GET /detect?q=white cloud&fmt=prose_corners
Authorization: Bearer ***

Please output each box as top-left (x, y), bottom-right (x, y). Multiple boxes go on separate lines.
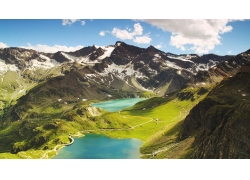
top-left (143, 19), bottom-right (234, 54)
top-left (99, 30), bottom-right (110, 36)
top-left (111, 23), bottom-right (151, 44)
top-left (0, 42), bottom-right (8, 48)
top-left (20, 43), bottom-right (84, 53)
top-left (133, 35), bottom-right (152, 44)
top-left (62, 19), bottom-right (79, 26)
top-left (180, 46), bottom-right (186, 51)
top-left (81, 20), bottom-right (86, 26)
top-left (133, 23), bottom-right (143, 35)
top-left (155, 42), bottom-right (163, 49)
top-left (227, 50), bottom-right (232, 54)
top-left (111, 28), bottom-right (134, 40)
top-left (99, 31), bottom-right (105, 36)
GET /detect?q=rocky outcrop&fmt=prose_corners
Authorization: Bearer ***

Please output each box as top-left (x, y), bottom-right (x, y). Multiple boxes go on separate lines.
top-left (179, 70), bottom-right (250, 158)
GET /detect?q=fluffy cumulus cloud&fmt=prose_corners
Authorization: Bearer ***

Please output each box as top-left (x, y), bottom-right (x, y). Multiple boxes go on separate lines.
top-left (143, 19), bottom-right (233, 54)
top-left (133, 23), bottom-right (143, 35)
top-left (99, 30), bottom-right (110, 36)
top-left (111, 23), bottom-right (152, 44)
top-left (133, 35), bottom-right (152, 44)
top-left (0, 42), bottom-right (8, 48)
top-left (20, 43), bottom-right (84, 53)
top-left (62, 19), bottom-right (79, 26)
top-left (227, 50), bottom-right (232, 54)
top-left (99, 31), bottom-right (105, 36)
top-left (111, 28), bottom-right (134, 40)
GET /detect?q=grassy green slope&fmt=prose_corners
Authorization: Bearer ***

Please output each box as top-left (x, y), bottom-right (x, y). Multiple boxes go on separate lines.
top-left (87, 85), bottom-right (213, 159)
top-left (0, 79), bottom-right (213, 159)
top-left (0, 66), bottom-right (64, 117)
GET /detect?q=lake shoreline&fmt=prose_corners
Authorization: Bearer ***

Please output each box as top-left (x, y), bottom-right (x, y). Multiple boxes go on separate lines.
top-left (48, 132), bottom-right (85, 159)
top-left (91, 97), bottom-right (147, 112)
top-left (50, 133), bottom-right (144, 159)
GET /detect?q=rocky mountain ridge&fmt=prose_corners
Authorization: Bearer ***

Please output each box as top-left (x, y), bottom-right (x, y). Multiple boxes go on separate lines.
top-left (0, 41), bottom-right (238, 95)
top-left (179, 62), bottom-right (250, 158)
top-left (2, 41), bottom-right (250, 121)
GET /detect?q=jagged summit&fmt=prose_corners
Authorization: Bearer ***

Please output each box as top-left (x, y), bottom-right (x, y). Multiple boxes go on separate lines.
top-left (1, 41), bottom-right (250, 98)
top-left (146, 45), bottom-right (158, 50)
top-left (115, 41), bottom-right (124, 47)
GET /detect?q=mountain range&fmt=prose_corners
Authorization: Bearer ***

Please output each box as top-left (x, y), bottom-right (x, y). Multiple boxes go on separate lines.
top-left (0, 41), bottom-right (250, 158)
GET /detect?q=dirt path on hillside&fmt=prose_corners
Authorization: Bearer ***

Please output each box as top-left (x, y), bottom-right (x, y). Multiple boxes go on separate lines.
top-left (40, 144), bottom-right (61, 159)
top-left (81, 118), bottom-right (154, 132)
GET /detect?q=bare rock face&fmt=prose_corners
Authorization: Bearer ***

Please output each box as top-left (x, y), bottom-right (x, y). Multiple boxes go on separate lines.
top-left (180, 69), bottom-right (250, 158)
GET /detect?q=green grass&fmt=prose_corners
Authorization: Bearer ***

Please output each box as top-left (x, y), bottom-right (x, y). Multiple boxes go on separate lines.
top-left (86, 91), bottom-right (208, 144)
top-left (0, 152), bottom-right (20, 159)
top-left (0, 149), bottom-right (58, 159)
top-left (17, 150), bottom-right (46, 159)
top-left (0, 81), bottom-right (213, 158)
top-left (141, 91), bottom-right (157, 98)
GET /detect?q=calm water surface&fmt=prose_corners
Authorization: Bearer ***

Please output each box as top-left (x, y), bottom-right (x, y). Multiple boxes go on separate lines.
top-left (91, 98), bottom-right (147, 112)
top-left (53, 98), bottom-right (146, 159)
top-left (52, 134), bottom-right (143, 159)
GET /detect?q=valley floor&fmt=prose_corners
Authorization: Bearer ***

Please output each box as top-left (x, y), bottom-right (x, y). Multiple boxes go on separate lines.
top-left (0, 86), bottom-right (209, 159)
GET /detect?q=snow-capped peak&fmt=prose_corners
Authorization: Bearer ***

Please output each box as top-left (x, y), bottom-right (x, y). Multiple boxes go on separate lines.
top-left (98, 46), bottom-right (115, 60)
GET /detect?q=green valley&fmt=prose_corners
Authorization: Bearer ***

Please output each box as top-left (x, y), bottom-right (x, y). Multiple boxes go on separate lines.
top-left (0, 82), bottom-right (212, 159)
top-left (0, 41), bottom-right (250, 159)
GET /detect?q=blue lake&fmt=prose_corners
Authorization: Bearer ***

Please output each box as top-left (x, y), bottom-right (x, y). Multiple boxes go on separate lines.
top-left (53, 98), bottom-right (147, 159)
top-left (52, 134), bottom-right (143, 159)
top-left (91, 98), bottom-right (147, 112)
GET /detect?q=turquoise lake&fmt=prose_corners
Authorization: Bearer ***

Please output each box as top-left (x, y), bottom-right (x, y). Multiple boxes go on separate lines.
top-left (53, 98), bottom-right (147, 159)
top-left (91, 98), bottom-right (147, 112)
top-left (52, 134), bottom-right (143, 159)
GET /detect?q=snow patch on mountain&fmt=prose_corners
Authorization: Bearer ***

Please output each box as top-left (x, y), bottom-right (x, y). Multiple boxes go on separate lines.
top-left (62, 52), bottom-right (96, 64)
top-left (102, 62), bottom-right (135, 80)
top-left (98, 46), bottom-right (115, 60)
top-left (140, 61), bottom-right (145, 64)
top-left (61, 52), bottom-right (76, 62)
top-left (153, 54), bottom-right (161, 62)
top-left (39, 54), bottom-right (51, 61)
top-left (25, 55), bottom-right (60, 70)
top-left (145, 64), bottom-right (158, 75)
top-left (207, 60), bottom-right (219, 68)
top-left (167, 55), bottom-right (194, 63)
top-left (0, 60), bottom-right (19, 74)
top-left (164, 60), bottom-right (182, 70)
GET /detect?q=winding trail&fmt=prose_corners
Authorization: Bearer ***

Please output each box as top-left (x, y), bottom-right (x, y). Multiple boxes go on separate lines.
top-left (66, 135), bottom-right (74, 146)
top-left (40, 144), bottom-right (61, 159)
top-left (81, 118), bottom-right (154, 132)
top-left (40, 135), bottom-right (75, 159)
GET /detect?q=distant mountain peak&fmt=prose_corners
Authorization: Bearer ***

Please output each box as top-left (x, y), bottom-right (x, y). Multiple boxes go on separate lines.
top-left (115, 41), bottom-right (125, 47)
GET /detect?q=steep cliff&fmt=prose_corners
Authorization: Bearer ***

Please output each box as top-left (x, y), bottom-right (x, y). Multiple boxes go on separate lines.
top-left (180, 65), bottom-right (250, 158)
